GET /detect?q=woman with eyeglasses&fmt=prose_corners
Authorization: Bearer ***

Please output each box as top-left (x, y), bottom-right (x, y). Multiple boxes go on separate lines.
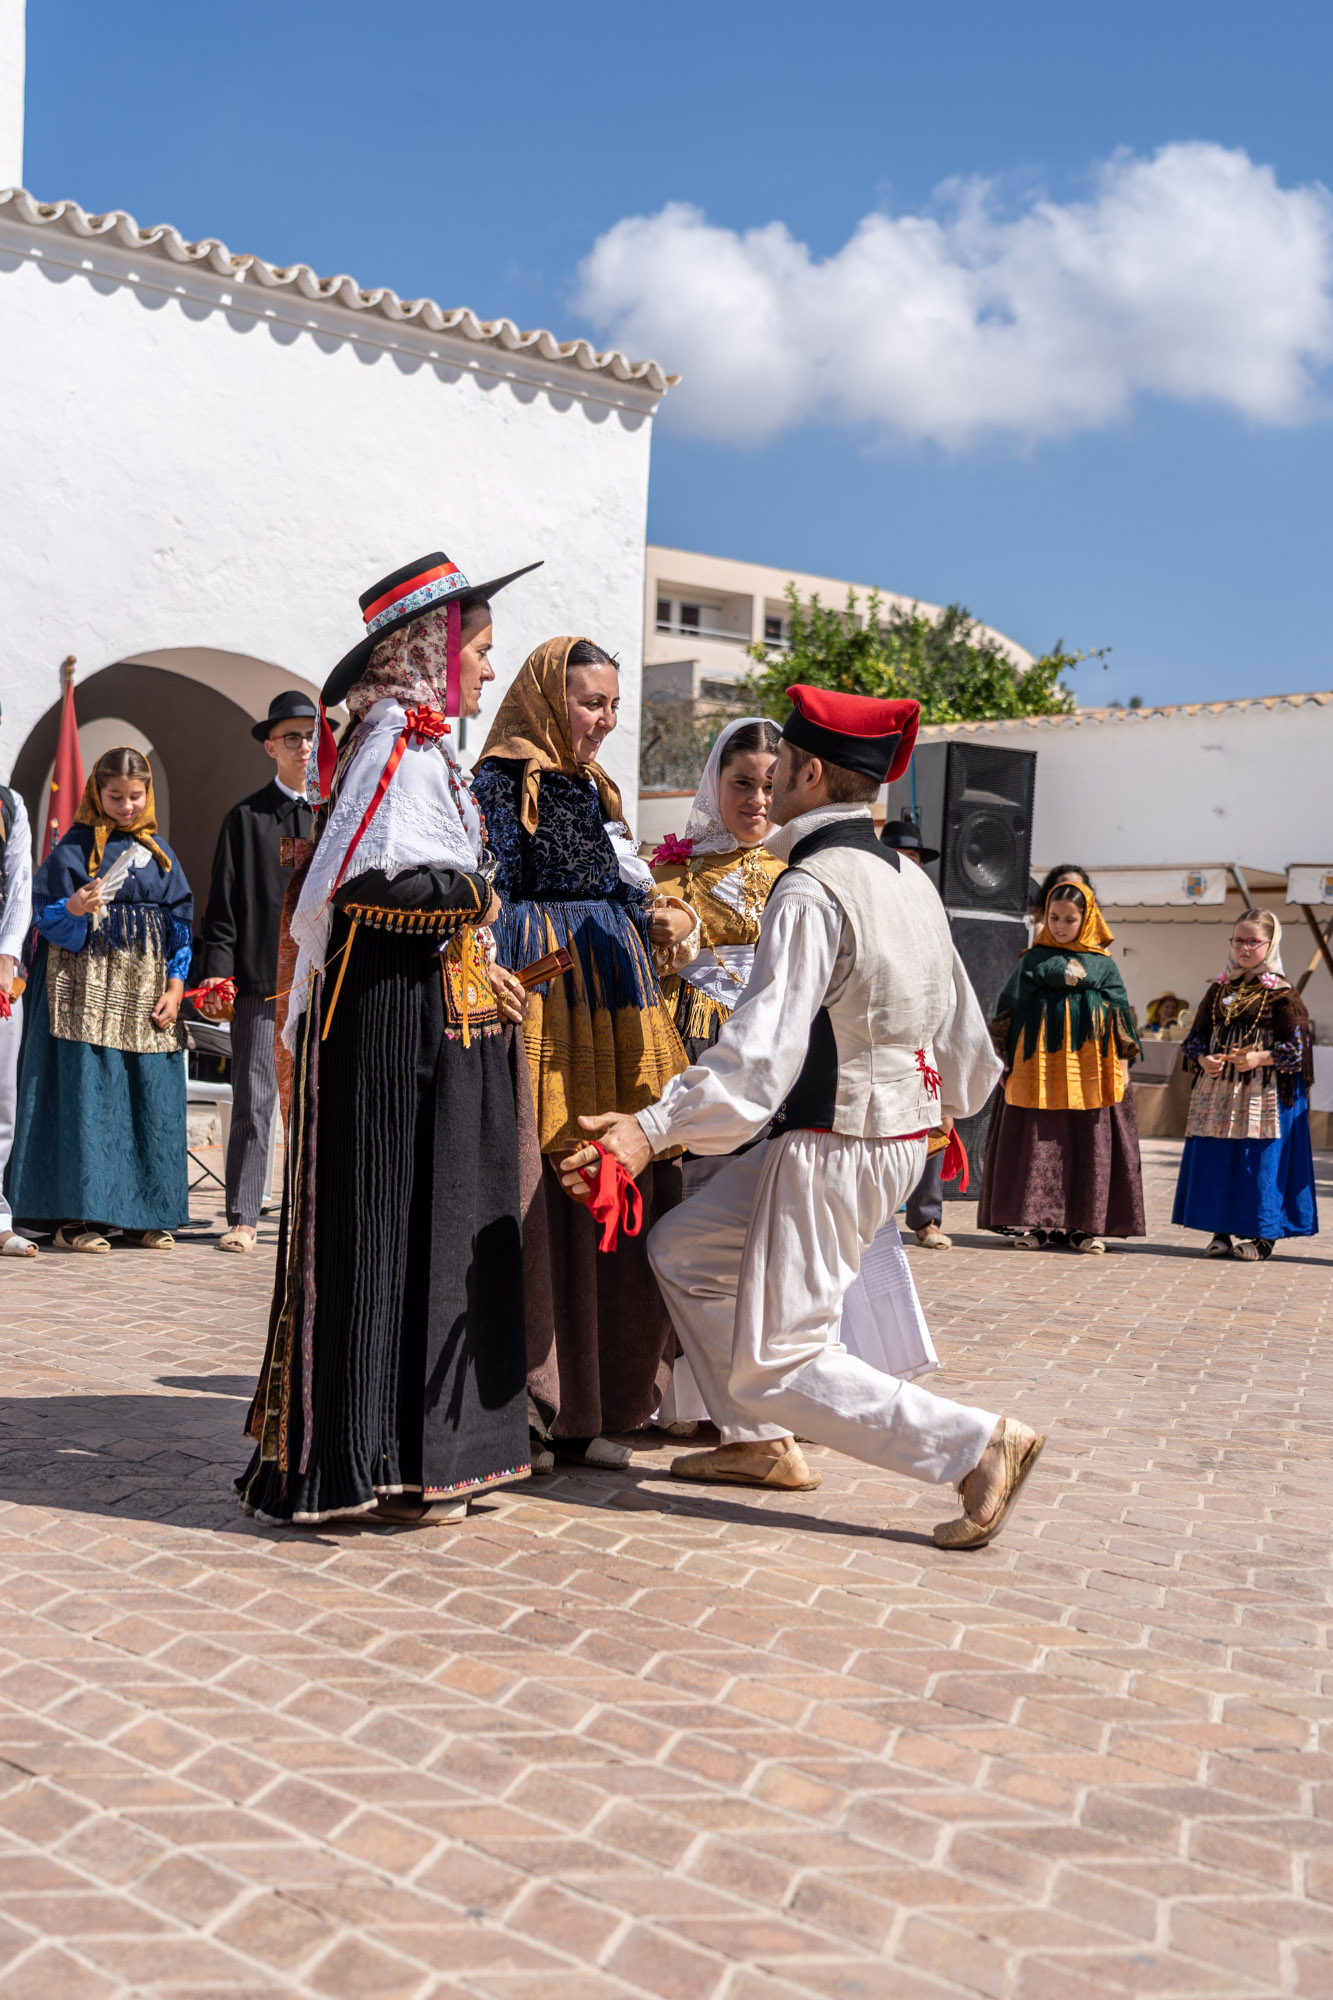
top-left (193, 693), bottom-right (317, 1252)
top-left (1172, 909), bottom-right (1318, 1261)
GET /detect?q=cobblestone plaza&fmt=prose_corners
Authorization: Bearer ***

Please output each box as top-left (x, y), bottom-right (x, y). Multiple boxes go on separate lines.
top-left (0, 1139), bottom-right (1327, 1998)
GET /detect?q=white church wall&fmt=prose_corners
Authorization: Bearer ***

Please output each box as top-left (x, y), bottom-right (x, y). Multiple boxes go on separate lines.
top-left (0, 193), bottom-right (665, 825)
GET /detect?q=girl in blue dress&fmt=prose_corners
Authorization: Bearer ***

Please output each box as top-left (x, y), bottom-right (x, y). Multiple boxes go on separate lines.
top-left (1172, 909), bottom-right (1317, 1261)
top-left (7, 747), bottom-right (193, 1250)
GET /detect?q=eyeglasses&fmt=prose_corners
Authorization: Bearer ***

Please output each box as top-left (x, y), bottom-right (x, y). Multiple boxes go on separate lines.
top-left (274, 731), bottom-right (315, 752)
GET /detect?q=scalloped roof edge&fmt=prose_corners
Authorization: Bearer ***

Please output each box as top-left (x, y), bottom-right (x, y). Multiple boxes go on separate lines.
top-left (0, 187), bottom-right (681, 395)
top-left (920, 690), bottom-right (1333, 735)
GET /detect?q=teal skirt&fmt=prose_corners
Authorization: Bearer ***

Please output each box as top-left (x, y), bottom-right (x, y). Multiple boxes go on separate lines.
top-left (6, 944), bottom-right (189, 1231)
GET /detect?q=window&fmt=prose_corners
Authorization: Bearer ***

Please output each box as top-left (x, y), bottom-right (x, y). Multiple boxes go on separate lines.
top-left (679, 604), bottom-right (702, 630)
top-left (655, 598), bottom-right (671, 629)
top-left (764, 615), bottom-right (783, 642)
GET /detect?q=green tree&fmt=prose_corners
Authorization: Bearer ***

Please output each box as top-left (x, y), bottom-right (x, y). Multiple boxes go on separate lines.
top-left (739, 585), bottom-right (1101, 725)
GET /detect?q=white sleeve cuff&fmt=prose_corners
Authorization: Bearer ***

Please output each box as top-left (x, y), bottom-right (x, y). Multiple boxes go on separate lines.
top-left (637, 1103), bottom-right (673, 1153)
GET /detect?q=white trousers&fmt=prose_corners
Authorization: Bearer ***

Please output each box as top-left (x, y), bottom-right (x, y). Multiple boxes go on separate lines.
top-left (0, 998), bottom-right (21, 1231)
top-left (648, 1131), bottom-right (998, 1486)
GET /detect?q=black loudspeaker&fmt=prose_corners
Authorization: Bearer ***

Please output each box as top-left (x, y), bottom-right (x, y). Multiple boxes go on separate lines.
top-left (941, 912), bottom-right (1029, 1202)
top-left (886, 741), bottom-right (1036, 915)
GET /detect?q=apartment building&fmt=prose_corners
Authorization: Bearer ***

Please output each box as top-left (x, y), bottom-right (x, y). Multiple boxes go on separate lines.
top-left (644, 546), bottom-right (1034, 705)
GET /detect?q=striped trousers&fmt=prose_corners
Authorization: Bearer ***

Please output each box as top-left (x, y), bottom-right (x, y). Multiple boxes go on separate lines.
top-left (226, 994), bottom-right (278, 1229)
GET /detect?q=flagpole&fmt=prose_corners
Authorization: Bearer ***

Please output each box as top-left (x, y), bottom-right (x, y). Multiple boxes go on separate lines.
top-left (42, 655), bottom-right (84, 861)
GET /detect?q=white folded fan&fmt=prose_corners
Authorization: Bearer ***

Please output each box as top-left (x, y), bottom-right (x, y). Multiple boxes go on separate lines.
top-left (86, 842), bottom-right (152, 925)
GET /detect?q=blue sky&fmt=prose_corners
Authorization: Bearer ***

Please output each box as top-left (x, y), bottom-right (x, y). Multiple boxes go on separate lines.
top-left (21, 0), bottom-right (1333, 706)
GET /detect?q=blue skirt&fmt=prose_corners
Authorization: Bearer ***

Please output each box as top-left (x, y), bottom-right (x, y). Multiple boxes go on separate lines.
top-left (1172, 1088), bottom-right (1318, 1241)
top-left (5, 945), bottom-right (189, 1231)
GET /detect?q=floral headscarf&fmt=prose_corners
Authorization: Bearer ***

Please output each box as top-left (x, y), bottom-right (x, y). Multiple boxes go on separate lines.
top-left (74, 756), bottom-right (172, 875)
top-left (344, 603), bottom-right (455, 722)
top-left (1035, 881), bottom-right (1113, 956)
top-left (477, 635), bottom-right (622, 833)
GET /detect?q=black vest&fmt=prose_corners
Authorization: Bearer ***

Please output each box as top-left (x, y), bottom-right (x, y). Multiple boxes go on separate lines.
top-left (771, 820), bottom-right (899, 1134)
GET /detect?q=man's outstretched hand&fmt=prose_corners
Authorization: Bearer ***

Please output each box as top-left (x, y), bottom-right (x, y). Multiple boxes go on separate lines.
top-left (557, 1111), bottom-right (653, 1201)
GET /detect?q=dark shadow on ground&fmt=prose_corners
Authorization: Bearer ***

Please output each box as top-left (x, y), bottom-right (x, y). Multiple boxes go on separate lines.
top-left (0, 1390), bottom-right (942, 1548)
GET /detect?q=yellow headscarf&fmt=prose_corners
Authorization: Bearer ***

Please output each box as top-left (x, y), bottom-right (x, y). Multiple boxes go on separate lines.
top-left (1035, 880), bottom-right (1112, 955)
top-left (478, 636), bottom-right (623, 834)
top-left (74, 754), bottom-right (172, 876)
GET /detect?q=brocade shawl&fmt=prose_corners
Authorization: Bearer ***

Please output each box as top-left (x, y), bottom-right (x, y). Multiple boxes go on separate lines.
top-left (477, 636), bottom-right (622, 834)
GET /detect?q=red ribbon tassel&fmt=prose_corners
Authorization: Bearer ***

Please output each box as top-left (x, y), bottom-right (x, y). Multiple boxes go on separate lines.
top-left (940, 1127), bottom-right (969, 1192)
top-left (578, 1144), bottom-right (644, 1253)
top-left (330, 705), bottom-right (448, 896)
top-left (445, 597), bottom-right (462, 719)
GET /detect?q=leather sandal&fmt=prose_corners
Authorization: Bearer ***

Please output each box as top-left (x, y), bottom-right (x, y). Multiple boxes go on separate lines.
top-left (217, 1226), bottom-right (257, 1253)
top-left (1206, 1234), bottom-right (1233, 1258)
top-left (124, 1229), bottom-right (176, 1250)
top-left (933, 1420), bottom-right (1046, 1550)
top-left (1233, 1237), bottom-right (1261, 1262)
top-left (670, 1443), bottom-right (821, 1491)
top-left (0, 1231), bottom-right (37, 1258)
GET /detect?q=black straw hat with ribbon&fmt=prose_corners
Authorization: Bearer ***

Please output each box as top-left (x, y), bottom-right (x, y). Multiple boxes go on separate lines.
top-left (321, 551), bottom-right (542, 709)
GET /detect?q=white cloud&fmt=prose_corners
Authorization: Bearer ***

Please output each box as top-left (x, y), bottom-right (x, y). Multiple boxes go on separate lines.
top-left (576, 144), bottom-right (1333, 448)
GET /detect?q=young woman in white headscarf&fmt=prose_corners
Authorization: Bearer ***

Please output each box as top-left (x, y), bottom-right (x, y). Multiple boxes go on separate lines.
top-left (1172, 908), bottom-right (1317, 1260)
top-left (649, 717), bottom-right (785, 1071)
top-left (238, 552), bottom-right (539, 1526)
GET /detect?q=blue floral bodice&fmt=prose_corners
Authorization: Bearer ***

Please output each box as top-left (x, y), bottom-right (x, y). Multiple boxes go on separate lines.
top-left (472, 762), bottom-right (638, 907)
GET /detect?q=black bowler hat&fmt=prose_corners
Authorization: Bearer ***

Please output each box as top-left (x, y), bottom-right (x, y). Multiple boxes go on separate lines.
top-left (251, 691), bottom-right (318, 743)
top-left (880, 814), bottom-right (939, 864)
top-left (322, 550), bottom-right (542, 708)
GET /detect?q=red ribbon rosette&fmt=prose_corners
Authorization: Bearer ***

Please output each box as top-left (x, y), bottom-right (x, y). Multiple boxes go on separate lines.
top-left (576, 1143), bottom-right (644, 1253)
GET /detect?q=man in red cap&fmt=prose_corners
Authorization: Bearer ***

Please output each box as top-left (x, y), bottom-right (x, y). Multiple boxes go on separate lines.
top-left (561, 686), bottom-right (1044, 1548)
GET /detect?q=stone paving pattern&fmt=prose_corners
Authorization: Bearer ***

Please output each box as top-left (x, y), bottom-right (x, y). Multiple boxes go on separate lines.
top-left (0, 1138), bottom-right (1328, 1998)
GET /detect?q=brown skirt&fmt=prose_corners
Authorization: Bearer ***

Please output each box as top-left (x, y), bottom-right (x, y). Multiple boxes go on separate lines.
top-left (510, 1034), bottom-right (682, 1437)
top-left (977, 1093), bottom-right (1146, 1237)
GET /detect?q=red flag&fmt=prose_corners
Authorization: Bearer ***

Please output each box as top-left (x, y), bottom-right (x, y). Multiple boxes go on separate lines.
top-left (42, 659), bottom-right (85, 861)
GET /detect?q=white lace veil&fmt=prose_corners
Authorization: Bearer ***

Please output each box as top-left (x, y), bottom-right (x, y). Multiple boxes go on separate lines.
top-left (284, 697), bottom-right (484, 1047)
top-left (682, 716), bottom-right (779, 856)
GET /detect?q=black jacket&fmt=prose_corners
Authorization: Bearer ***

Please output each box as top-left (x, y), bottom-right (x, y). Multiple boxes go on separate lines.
top-left (195, 780), bottom-right (314, 996)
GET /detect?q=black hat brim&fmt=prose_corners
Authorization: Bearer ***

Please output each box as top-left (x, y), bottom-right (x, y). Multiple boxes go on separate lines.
top-left (251, 699), bottom-right (318, 743)
top-left (321, 561), bottom-right (543, 709)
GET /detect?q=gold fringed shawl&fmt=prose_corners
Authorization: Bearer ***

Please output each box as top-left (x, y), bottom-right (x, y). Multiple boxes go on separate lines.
top-left (73, 760), bottom-right (172, 877)
top-left (477, 636), bottom-right (622, 834)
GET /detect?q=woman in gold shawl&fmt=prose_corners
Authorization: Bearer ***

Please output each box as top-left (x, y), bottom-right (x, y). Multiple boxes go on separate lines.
top-left (8, 747), bottom-right (193, 1251)
top-left (472, 638), bottom-right (688, 1467)
top-left (977, 879), bottom-right (1144, 1251)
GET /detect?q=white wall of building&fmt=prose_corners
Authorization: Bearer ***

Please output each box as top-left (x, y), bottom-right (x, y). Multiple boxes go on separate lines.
top-left (0, 192), bottom-right (665, 820)
top-left (0, 0), bottom-right (22, 189)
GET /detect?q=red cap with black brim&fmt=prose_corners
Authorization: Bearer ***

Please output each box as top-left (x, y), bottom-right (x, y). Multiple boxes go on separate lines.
top-left (781, 685), bottom-right (920, 783)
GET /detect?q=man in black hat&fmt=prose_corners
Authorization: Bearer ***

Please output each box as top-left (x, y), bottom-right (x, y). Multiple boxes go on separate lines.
top-left (194, 693), bottom-right (317, 1252)
top-left (880, 816), bottom-right (952, 1250)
